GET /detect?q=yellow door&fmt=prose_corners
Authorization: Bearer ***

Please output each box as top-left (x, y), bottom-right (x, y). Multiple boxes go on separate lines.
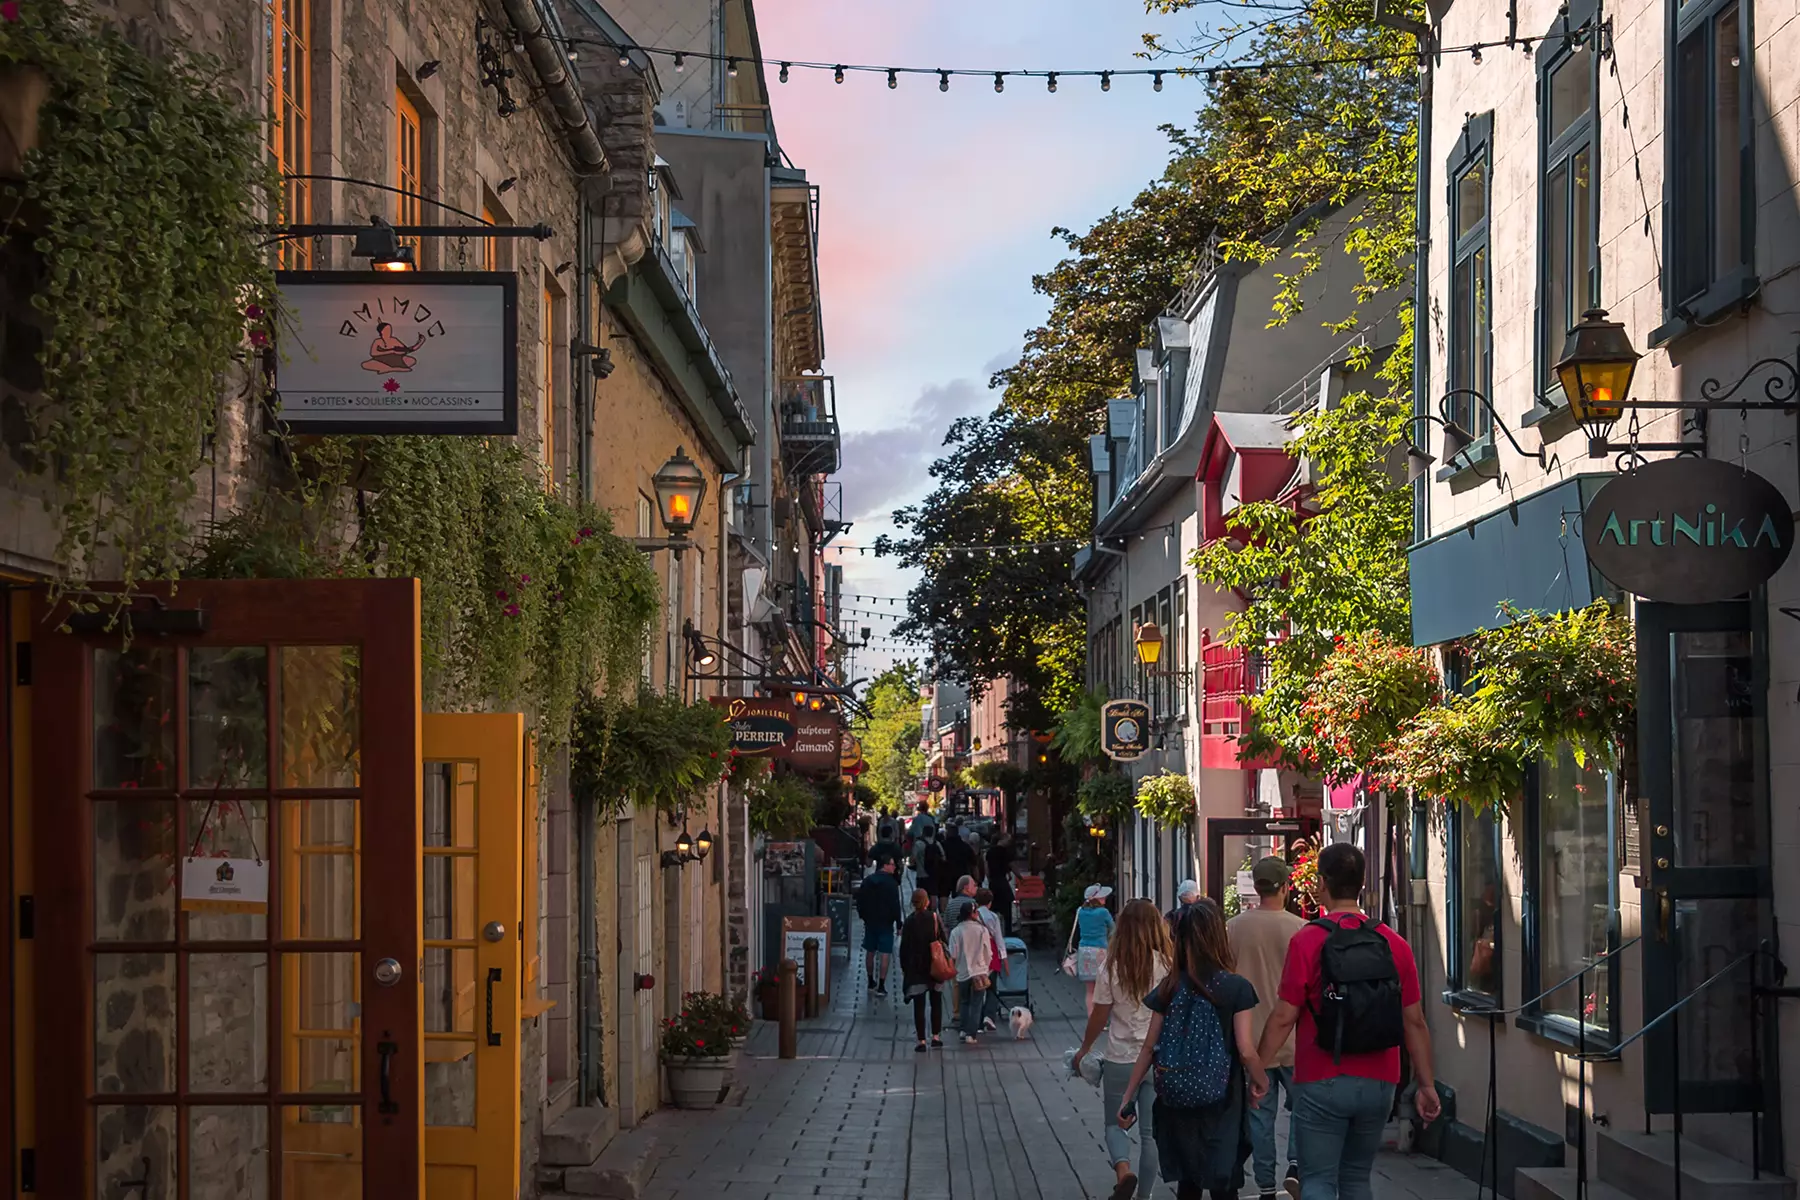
top-left (421, 714), bottom-right (523, 1199)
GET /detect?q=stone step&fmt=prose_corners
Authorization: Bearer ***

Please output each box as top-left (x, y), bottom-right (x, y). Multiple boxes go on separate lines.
top-left (556, 1127), bottom-right (659, 1198)
top-left (1515, 1166), bottom-right (1636, 1200)
top-left (541, 1105), bottom-right (618, 1167)
top-left (1597, 1129), bottom-right (1795, 1200)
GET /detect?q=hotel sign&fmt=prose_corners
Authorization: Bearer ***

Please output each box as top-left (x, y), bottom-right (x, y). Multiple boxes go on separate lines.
top-left (272, 271), bottom-right (518, 434)
top-left (1101, 699), bottom-right (1151, 762)
top-left (1583, 457), bottom-right (1794, 604)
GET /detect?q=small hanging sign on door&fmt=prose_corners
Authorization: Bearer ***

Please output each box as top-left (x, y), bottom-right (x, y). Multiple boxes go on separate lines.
top-left (181, 856), bottom-right (269, 913)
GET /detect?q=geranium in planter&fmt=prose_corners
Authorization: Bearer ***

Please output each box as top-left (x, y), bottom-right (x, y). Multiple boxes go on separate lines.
top-left (1294, 633), bottom-right (1442, 785)
top-left (660, 992), bottom-right (737, 1110)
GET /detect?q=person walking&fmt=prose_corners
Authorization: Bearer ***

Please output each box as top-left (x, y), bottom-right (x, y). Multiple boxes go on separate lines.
top-left (856, 857), bottom-right (904, 998)
top-left (943, 875), bottom-right (979, 1024)
top-left (987, 834), bottom-right (1017, 936)
top-left (1118, 900), bottom-right (1261, 1200)
top-left (927, 828), bottom-right (959, 911)
top-left (1076, 884), bottom-right (1117, 1012)
top-left (944, 820), bottom-right (978, 891)
top-left (948, 893), bottom-right (996, 1045)
top-left (1255, 843), bottom-right (1440, 1200)
top-left (975, 888), bottom-right (1008, 1032)
top-left (1166, 879), bottom-right (1202, 933)
top-left (1229, 857), bottom-right (1307, 1200)
top-left (1071, 898), bottom-right (1173, 1200)
top-left (898, 888), bottom-right (947, 1051)
top-left (869, 823), bottom-right (903, 872)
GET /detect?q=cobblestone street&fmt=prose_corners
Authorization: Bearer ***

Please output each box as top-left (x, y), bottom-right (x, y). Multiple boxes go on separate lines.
top-left (637, 913), bottom-right (1485, 1200)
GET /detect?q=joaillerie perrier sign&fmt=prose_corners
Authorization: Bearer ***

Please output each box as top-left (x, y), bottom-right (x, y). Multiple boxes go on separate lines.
top-left (1582, 457), bottom-right (1794, 604)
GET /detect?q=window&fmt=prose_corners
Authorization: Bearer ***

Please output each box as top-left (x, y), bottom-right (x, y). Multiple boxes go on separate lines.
top-left (267, 0), bottom-right (309, 266)
top-left (395, 87), bottom-right (423, 258)
top-left (1447, 114), bottom-right (1493, 440)
top-left (1447, 804), bottom-right (1503, 1000)
top-left (540, 281), bottom-right (562, 490)
top-left (1662, 0), bottom-right (1753, 331)
top-left (1160, 360), bottom-right (1178, 451)
top-left (1157, 586), bottom-right (1173, 719)
top-left (481, 203), bottom-right (505, 272)
top-left (1523, 745), bottom-right (1616, 1041)
top-left (1173, 579), bottom-right (1188, 719)
top-left (1537, 26), bottom-right (1598, 401)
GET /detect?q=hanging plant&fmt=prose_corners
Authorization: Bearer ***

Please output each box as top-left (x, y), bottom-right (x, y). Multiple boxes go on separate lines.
top-left (1076, 771), bottom-right (1132, 821)
top-left (0, 2), bottom-right (277, 594)
top-left (567, 689), bottom-right (731, 817)
top-left (1051, 689), bottom-right (1106, 765)
top-left (1470, 600), bottom-right (1636, 770)
top-left (1379, 695), bottom-right (1524, 815)
top-left (1134, 770), bottom-right (1196, 827)
top-left (747, 772), bottom-right (817, 838)
top-left (189, 437), bottom-right (659, 743)
top-left (1292, 633), bottom-right (1441, 784)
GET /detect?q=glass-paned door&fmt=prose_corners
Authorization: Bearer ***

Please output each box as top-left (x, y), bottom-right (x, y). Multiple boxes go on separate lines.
top-left (1637, 599), bottom-right (1774, 1115)
top-left (1206, 818), bottom-right (1319, 916)
top-left (420, 713), bottom-right (522, 1200)
top-left (31, 580), bottom-right (423, 1199)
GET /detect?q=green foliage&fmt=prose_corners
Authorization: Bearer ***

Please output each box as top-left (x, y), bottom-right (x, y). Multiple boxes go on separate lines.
top-left (1286, 633), bottom-right (1441, 783)
top-left (969, 761), bottom-right (1027, 793)
top-left (1134, 770), bottom-right (1196, 828)
top-left (1050, 689), bottom-right (1106, 766)
top-left (747, 772), bottom-right (817, 839)
top-left (855, 662), bottom-right (925, 814)
top-left (569, 690), bottom-right (731, 818)
top-left (190, 437), bottom-right (658, 743)
top-left (0, 2), bottom-right (278, 595)
top-left (1380, 602), bottom-right (1637, 811)
top-left (659, 990), bottom-right (742, 1059)
top-left (1052, 806), bottom-right (1114, 936)
top-left (1076, 771), bottom-right (1132, 821)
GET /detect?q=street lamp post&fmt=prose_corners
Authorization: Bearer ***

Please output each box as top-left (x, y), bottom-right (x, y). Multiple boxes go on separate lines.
top-left (1135, 620), bottom-right (1163, 721)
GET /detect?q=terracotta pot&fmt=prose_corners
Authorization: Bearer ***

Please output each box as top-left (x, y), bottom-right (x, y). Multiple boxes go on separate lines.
top-left (664, 1055), bottom-right (732, 1109)
top-left (0, 65), bottom-right (48, 180)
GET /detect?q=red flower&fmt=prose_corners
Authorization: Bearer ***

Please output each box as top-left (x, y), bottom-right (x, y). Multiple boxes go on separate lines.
top-left (694, 1039), bottom-right (705, 1048)
top-left (504, 604), bottom-right (521, 617)
top-left (496, 589), bottom-right (509, 601)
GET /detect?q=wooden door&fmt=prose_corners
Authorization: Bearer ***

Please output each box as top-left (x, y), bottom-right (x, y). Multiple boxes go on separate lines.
top-left (31, 579), bottom-right (422, 1199)
top-left (420, 713), bottom-right (522, 1200)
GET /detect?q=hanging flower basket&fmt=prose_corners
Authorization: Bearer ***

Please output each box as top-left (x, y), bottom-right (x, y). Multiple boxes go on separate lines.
top-left (1134, 770), bottom-right (1196, 828)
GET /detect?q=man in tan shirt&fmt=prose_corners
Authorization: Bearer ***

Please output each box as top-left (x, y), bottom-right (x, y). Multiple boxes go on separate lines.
top-left (1229, 855), bottom-right (1307, 1200)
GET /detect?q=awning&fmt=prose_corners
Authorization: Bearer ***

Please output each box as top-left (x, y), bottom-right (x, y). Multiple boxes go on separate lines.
top-left (1408, 475), bottom-right (1619, 646)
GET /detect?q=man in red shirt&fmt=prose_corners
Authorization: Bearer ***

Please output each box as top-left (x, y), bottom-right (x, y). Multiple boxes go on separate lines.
top-left (1254, 843), bottom-right (1440, 1199)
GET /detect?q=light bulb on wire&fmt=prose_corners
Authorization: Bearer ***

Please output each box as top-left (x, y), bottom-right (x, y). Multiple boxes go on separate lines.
top-left (1047, 72), bottom-right (1057, 92)
top-left (834, 64), bottom-right (846, 84)
top-left (1471, 46), bottom-right (1483, 64)
top-left (672, 52), bottom-right (685, 72)
top-left (939, 70), bottom-right (950, 92)
top-left (778, 61), bottom-right (789, 83)
top-left (887, 68), bottom-right (898, 89)
top-left (1100, 71), bottom-right (1112, 92)
top-left (994, 72), bottom-right (1005, 93)
top-left (727, 57), bottom-right (739, 77)
top-left (617, 48), bottom-right (630, 67)
top-left (1153, 71), bottom-right (1164, 91)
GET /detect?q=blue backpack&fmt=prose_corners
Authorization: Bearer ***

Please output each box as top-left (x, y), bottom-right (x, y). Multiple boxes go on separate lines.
top-left (1151, 976), bottom-right (1233, 1109)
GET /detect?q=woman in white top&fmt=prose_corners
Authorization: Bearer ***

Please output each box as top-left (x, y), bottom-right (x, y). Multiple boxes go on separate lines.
top-left (947, 902), bottom-right (996, 1045)
top-left (1071, 898), bottom-right (1174, 1200)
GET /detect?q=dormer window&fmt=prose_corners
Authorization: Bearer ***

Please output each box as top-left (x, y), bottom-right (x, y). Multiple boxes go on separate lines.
top-left (670, 209), bottom-right (703, 302)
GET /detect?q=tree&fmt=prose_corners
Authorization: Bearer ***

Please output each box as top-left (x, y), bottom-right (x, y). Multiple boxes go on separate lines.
top-left (855, 662), bottom-right (926, 815)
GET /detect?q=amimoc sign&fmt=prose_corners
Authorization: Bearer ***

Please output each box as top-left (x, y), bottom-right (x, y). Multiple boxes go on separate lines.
top-left (272, 271), bottom-right (518, 434)
top-left (1582, 457), bottom-right (1794, 604)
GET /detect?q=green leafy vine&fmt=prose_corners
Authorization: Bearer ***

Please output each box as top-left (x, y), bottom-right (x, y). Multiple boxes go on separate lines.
top-left (0, 1), bottom-right (276, 593)
top-left (569, 688), bottom-right (731, 818)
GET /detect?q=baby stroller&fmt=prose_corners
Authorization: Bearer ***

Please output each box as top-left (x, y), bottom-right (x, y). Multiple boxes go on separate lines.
top-left (992, 936), bottom-right (1030, 1011)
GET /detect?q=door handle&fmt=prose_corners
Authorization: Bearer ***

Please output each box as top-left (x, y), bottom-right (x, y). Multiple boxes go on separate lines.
top-left (486, 967), bottom-right (502, 1047)
top-left (1656, 889), bottom-right (1671, 943)
top-left (377, 1039), bottom-right (398, 1114)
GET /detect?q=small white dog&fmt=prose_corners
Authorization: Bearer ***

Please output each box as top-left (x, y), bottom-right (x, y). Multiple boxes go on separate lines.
top-left (1008, 1006), bottom-right (1034, 1040)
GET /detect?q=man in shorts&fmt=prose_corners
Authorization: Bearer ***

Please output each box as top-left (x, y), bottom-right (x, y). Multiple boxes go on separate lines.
top-left (855, 857), bottom-right (904, 996)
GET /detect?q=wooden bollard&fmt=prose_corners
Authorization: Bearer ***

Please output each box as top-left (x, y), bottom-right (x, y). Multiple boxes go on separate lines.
top-left (803, 938), bottom-right (821, 1019)
top-left (777, 958), bottom-right (798, 1059)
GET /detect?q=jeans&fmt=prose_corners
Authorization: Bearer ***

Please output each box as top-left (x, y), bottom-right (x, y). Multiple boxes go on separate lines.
top-left (958, 980), bottom-right (986, 1036)
top-left (1248, 1064), bottom-right (1299, 1191)
top-left (1293, 1075), bottom-right (1396, 1200)
top-left (1100, 1060), bottom-right (1156, 1195)
top-left (911, 987), bottom-right (942, 1041)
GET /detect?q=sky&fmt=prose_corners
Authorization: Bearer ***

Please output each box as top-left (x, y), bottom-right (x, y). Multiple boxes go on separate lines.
top-left (755, 0), bottom-right (1222, 681)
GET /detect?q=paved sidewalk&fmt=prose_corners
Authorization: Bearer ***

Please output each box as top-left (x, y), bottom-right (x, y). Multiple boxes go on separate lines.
top-left (640, 913), bottom-right (1481, 1200)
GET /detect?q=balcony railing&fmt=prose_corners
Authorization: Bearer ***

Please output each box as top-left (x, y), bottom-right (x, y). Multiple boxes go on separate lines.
top-left (1199, 641), bottom-right (1277, 770)
top-left (780, 376), bottom-right (840, 477)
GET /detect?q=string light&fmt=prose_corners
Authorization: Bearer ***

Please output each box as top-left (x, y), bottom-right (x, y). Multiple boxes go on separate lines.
top-left (1470, 46), bottom-right (1483, 64)
top-left (673, 52), bottom-right (685, 71)
top-left (1153, 71), bottom-right (1164, 91)
top-left (728, 56), bottom-right (739, 77)
top-left (779, 61), bottom-right (789, 83)
top-left (888, 68), bottom-right (898, 89)
top-left (834, 64), bottom-right (846, 84)
top-left (939, 70), bottom-right (950, 92)
top-left (993, 72), bottom-right (1005, 93)
top-left (1047, 72), bottom-right (1058, 93)
top-left (617, 48), bottom-right (631, 67)
top-left (1100, 71), bottom-right (1112, 92)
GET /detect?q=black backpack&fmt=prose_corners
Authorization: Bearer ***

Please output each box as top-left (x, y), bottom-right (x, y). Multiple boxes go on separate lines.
top-left (1310, 915), bottom-right (1404, 1062)
top-left (922, 839), bottom-right (946, 877)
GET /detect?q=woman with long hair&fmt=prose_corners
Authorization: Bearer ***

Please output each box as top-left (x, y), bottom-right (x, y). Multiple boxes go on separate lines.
top-left (1071, 899), bottom-right (1174, 1200)
top-left (897, 888), bottom-right (947, 1051)
top-left (1118, 899), bottom-right (1267, 1200)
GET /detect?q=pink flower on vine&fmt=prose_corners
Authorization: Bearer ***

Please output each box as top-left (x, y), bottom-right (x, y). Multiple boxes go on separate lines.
top-left (496, 589), bottom-right (509, 601)
top-left (504, 603), bottom-right (521, 617)
top-left (519, 573), bottom-right (531, 584)
top-left (244, 303), bottom-right (264, 321)
top-left (579, 527), bottom-right (594, 538)
top-left (1, 4), bottom-right (21, 22)
top-left (249, 330), bottom-right (269, 348)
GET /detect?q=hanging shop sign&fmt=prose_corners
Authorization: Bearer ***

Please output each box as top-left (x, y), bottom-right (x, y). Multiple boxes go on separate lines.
top-left (272, 271), bottom-right (518, 434)
top-left (713, 697), bottom-right (797, 757)
top-left (1101, 699), bottom-right (1151, 762)
top-left (1582, 457), bottom-right (1794, 604)
top-left (789, 709), bottom-right (844, 773)
top-left (838, 733), bottom-right (864, 772)
top-left (180, 856), bottom-right (269, 914)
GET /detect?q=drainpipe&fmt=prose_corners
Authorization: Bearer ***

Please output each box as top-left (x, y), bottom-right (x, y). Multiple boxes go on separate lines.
top-left (1375, 0), bottom-right (1433, 548)
top-left (502, 0), bottom-right (607, 175)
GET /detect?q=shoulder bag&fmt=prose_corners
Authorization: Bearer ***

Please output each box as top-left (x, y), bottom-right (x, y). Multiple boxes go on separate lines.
top-left (928, 915), bottom-right (957, 983)
top-left (1060, 917), bottom-right (1080, 978)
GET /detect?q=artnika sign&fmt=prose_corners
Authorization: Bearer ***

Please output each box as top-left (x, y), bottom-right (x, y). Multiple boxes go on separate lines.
top-left (272, 271), bottom-right (518, 434)
top-left (1582, 457), bottom-right (1795, 604)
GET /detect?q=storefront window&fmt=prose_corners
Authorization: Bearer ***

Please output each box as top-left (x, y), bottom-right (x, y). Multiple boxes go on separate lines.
top-left (1450, 804), bottom-right (1502, 999)
top-left (1529, 746), bottom-right (1615, 1033)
